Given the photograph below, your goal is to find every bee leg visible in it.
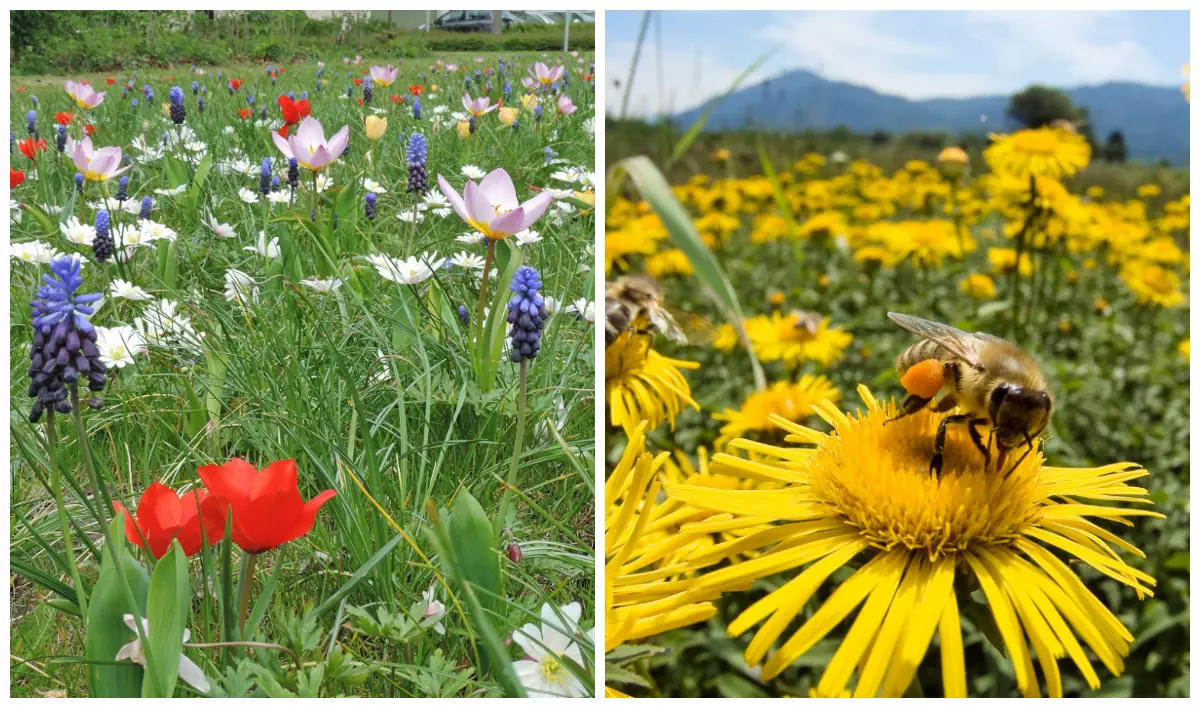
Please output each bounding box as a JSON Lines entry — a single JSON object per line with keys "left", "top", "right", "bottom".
{"left": 966, "top": 418, "right": 991, "bottom": 469}
{"left": 885, "top": 394, "right": 932, "bottom": 425}
{"left": 930, "top": 414, "right": 972, "bottom": 476}
{"left": 932, "top": 394, "right": 959, "bottom": 413}
{"left": 1003, "top": 433, "right": 1037, "bottom": 478}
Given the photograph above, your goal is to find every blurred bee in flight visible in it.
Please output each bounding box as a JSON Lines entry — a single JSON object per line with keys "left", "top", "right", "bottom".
{"left": 604, "top": 274, "right": 715, "bottom": 353}
{"left": 886, "top": 312, "right": 1053, "bottom": 477}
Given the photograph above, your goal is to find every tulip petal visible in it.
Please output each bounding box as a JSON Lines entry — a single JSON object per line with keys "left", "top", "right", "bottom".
{"left": 113, "top": 501, "right": 147, "bottom": 550}
{"left": 325, "top": 125, "right": 350, "bottom": 161}
{"left": 478, "top": 169, "right": 519, "bottom": 212}
{"left": 437, "top": 175, "right": 471, "bottom": 222}
{"left": 296, "top": 117, "right": 325, "bottom": 151}
{"left": 271, "top": 130, "right": 294, "bottom": 159}
{"left": 517, "top": 191, "right": 554, "bottom": 230}
{"left": 463, "top": 180, "right": 496, "bottom": 223}
{"left": 137, "top": 482, "right": 182, "bottom": 559}
{"left": 285, "top": 489, "right": 338, "bottom": 544}
{"left": 488, "top": 207, "right": 527, "bottom": 238}
{"left": 198, "top": 458, "right": 256, "bottom": 510}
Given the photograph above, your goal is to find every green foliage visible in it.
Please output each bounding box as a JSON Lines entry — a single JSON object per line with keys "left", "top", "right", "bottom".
{"left": 1007, "top": 84, "right": 1082, "bottom": 128}
{"left": 85, "top": 516, "right": 150, "bottom": 698}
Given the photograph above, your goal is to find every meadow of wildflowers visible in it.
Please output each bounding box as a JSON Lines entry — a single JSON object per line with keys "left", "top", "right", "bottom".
{"left": 604, "top": 118, "right": 1189, "bottom": 695}
{"left": 11, "top": 45, "right": 597, "bottom": 698}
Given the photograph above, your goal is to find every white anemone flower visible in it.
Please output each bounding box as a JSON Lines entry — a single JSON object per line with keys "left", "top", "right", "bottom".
{"left": 95, "top": 325, "right": 147, "bottom": 369}
{"left": 456, "top": 231, "right": 486, "bottom": 245}
{"left": 450, "top": 251, "right": 486, "bottom": 272}
{"left": 422, "top": 191, "right": 451, "bottom": 217}
{"left": 300, "top": 277, "right": 344, "bottom": 293}
{"left": 245, "top": 231, "right": 280, "bottom": 259}
{"left": 110, "top": 279, "right": 154, "bottom": 301}
{"left": 238, "top": 187, "right": 260, "bottom": 204}
{"left": 511, "top": 603, "right": 589, "bottom": 698}
{"left": 115, "top": 614, "right": 210, "bottom": 694}
{"left": 567, "top": 298, "right": 595, "bottom": 324}
{"left": 514, "top": 229, "right": 542, "bottom": 247}
{"left": 59, "top": 216, "right": 97, "bottom": 246}
{"left": 460, "top": 164, "right": 487, "bottom": 180}
{"left": 203, "top": 213, "right": 237, "bottom": 238}
{"left": 361, "top": 177, "right": 387, "bottom": 194}
{"left": 11, "top": 240, "right": 60, "bottom": 264}
{"left": 266, "top": 190, "right": 290, "bottom": 204}
{"left": 223, "top": 269, "right": 258, "bottom": 306}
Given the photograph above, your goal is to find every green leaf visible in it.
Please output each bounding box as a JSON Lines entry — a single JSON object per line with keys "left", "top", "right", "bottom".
{"left": 20, "top": 203, "right": 58, "bottom": 238}
{"left": 86, "top": 515, "right": 150, "bottom": 698}
{"left": 616, "top": 156, "right": 765, "bottom": 390}
{"left": 313, "top": 534, "right": 405, "bottom": 618}
{"left": 756, "top": 136, "right": 799, "bottom": 240}
{"left": 447, "top": 491, "right": 502, "bottom": 620}
{"left": 141, "top": 540, "right": 192, "bottom": 697}
{"left": 477, "top": 241, "right": 522, "bottom": 392}
{"left": 163, "top": 155, "right": 188, "bottom": 189}
{"left": 191, "top": 151, "right": 213, "bottom": 195}
{"left": 604, "top": 664, "right": 652, "bottom": 689}
{"left": 246, "top": 549, "right": 285, "bottom": 632}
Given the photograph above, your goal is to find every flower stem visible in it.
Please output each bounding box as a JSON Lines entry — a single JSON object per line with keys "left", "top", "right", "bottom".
{"left": 70, "top": 383, "right": 111, "bottom": 529}
{"left": 238, "top": 552, "right": 258, "bottom": 635}
{"left": 311, "top": 171, "right": 318, "bottom": 221}
{"left": 474, "top": 239, "right": 497, "bottom": 349}
{"left": 495, "top": 359, "right": 528, "bottom": 537}
{"left": 45, "top": 412, "right": 89, "bottom": 623}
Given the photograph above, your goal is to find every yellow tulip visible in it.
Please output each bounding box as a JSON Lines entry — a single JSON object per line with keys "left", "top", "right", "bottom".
{"left": 520, "top": 94, "right": 538, "bottom": 112}
{"left": 498, "top": 107, "right": 518, "bottom": 126}
{"left": 364, "top": 115, "right": 387, "bottom": 141}
{"left": 456, "top": 120, "right": 471, "bottom": 140}
{"left": 161, "top": 103, "right": 171, "bottom": 118}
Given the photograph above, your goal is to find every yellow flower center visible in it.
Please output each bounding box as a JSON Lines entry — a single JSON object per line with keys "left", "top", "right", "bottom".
{"left": 1009, "top": 131, "right": 1060, "bottom": 155}
{"left": 540, "top": 655, "right": 565, "bottom": 683}
{"left": 809, "top": 396, "right": 1042, "bottom": 557}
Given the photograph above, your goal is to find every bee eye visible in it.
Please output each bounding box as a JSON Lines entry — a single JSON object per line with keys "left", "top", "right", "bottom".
{"left": 990, "top": 383, "right": 1015, "bottom": 410}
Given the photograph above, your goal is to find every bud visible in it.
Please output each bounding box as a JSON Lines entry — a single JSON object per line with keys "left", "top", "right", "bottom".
{"left": 506, "top": 542, "right": 523, "bottom": 563}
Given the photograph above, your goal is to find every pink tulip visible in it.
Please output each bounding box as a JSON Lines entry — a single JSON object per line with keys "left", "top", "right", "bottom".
{"left": 271, "top": 117, "right": 349, "bottom": 172}
{"left": 72, "top": 137, "right": 130, "bottom": 182}
{"left": 521, "top": 77, "right": 539, "bottom": 91}
{"left": 437, "top": 169, "right": 553, "bottom": 241}
{"left": 462, "top": 93, "right": 499, "bottom": 118}
{"left": 529, "top": 62, "right": 565, "bottom": 86}
{"left": 556, "top": 95, "right": 577, "bottom": 116}
{"left": 64, "top": 80, "right": 105, "bottom": 110}
{"left": 370, "top": 65, "right": 399, "bottom": 87}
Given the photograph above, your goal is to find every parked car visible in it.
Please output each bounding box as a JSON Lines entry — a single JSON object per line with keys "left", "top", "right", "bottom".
{"left": 426, "top": 10, "right": 519, "bottom": 32}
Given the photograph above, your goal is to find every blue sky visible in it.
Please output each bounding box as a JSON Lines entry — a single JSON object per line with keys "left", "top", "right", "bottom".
{"left": 606, "top": 11, "right": 1191, "bottom": 117}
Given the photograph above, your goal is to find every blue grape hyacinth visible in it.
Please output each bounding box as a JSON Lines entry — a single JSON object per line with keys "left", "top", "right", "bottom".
{"left": 168, "top": 86, "right": 186, "bottom": 124}
{"left": 405, "top": 133, "right": 428, "bottom": 195}
{"left": 506, "top": 266, "right": 548, "bottom": 363}
{"left": 27, "top": 255, "right": 107, "bottom": 421}
{"left": 364, "top": 192, "right": 377, "bottom": 220}
{"left": 259, "top": 158, "right": 272, "bottom": 195}
{"left": 92, "top": 210, "right": 114, "bottom": 263}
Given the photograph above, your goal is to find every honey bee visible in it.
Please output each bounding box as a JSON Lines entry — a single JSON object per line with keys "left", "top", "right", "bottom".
{"left": 604, "top": 275, "right": 687, "bottom": 347}
{"left": 789, "top": 310, "right": 824, "bottom": 336}
{"left": 887, "top": 312, "right": 1053, "bottom": 476}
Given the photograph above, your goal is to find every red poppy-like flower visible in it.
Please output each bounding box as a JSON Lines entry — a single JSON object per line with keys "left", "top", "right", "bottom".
{"left": 16, "top": 87, "right": 25, "bottom": 93}
{"left": 277, "top": 95, "right": 310, "bottom": 125}
{"left": 580, "top": 72, "right": 593, "bottom": 82}
{"left": 277, "top": 124, "right": 290, "bottom": 138}
{"left": 55, "top": 112, "right": 73, "bottom": 125}
{"left": 112, "top": 482, "right": 229, "bottom": 558}
{"left": 83, "top": 124, "right": 96, "bottom": 136}
{"left": 237, "top": 108, "right": 251, "bottom": 120}
{"left": 356, "top": 97, "right": 364, "bottom": 106}
{"left": 389, "top": 94, "right": 404, "bottom": 105}
{"left": 11, "top": 167, "right": 26, "bottom": 189}
{"left": 106, "top": 77, "right": 116, "bottom": 85}
{"left": 198, "top": 458, "right": 337, "bottom": 554}
{"left": 229, "top": 78, "right": 243, "bottom": 91}
{"left": 18, "top": 137, "right": 48, "bottom": 160}
{"left": 353, "top": 78, "right": 364, "bottom": 86}
{"left": 124, "top": 83, "right": 133, "bottom": 90}
{"left": 409, "top": 84, "right": 425, "bottom": 96}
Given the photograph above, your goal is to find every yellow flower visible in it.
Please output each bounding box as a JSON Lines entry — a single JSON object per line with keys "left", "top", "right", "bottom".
{"left": 667, "top": 386, "right": 1161, "bottom": 697}
{"left": 605, "top": 421, "right": 726, "bottom": 654}
{"left": 959, "top": 273, "right": 997, "bottom": 300}
{"left": 768, "top": 290, "right": 786, "bottom": 307}
{"left": 989, "top": 247, "right": 1034, "bottom": 277}
{"left": 712, "top": 376, "right": 840, "bottom": 446}
{"left": 1086, "top": 185, "right": 1105, "bottom": 200}
{"left": 984, "top": 127, "right": 1091, "bottom": 180}
{"left": 742, "top": 312, "right": 853, "bottom": 368}
{"left": 1178, "top": 338, "right": 1189, "bottom": 360}
{"left": 1120, "top": 263, "right": 1185, "bottom": 308}
{"left": 711, "top": 148, "right": 731, "bottom": 162}
{"left": 364, "top": 115, "right": 387, "bottom": 141}
{"left": 497, "top": 106, "right": 518, "bottom": 125}
{"left": 936, "top": 146, "right": 969, "bottom": 166}
{"left": 645, "top": 248, "right": 694, "bottom": 278}
{"left": 520, "top": 94, "right": 538, "bottom": 112}
{"left": 456, "top": 120, "right": 471, "bottom": 140}
{"left": 606, "top": 332, "right": 700, "bottom": 433}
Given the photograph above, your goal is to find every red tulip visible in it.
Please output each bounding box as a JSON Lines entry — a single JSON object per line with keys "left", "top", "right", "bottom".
{"left": 17, "top": 137, "right": 48, "bottom": 160}
{"left": 353, "top": 78, "right": 364, "bottom": 87}
{"left": 106, "top": 77, "right": 116, "bottom": 85}
{"left": 55, "top": 112, "right": 73, "bottom": 125}
{"left": 277, "top": 124, "right": 290, "bottom": 138}
{"left": 389, "top": 94, "right": 404, "bottom": 105}
{"left": 229, "top": 78, "right": 243, "bottom": 90}
{"left": 83, "top": 124, "right": 96, "bottom": 136}
{"left": 237, "top": 108, "right": 251, "bottom": 120}
{"left": 113, "top": 482, "right": 229, "bottom": 558}
{"left": 277, "top": 96, "right": 311, "bottom": 125}
{"left": 11, "top": 167, "right": 26, "bottom": 188}
{"left": 409, "top": 84, "right": 425, "bottom": 96}
{"left": 198, "top": 458, "right": 336, "bottom": 554}
{"left": 16, "top": 87, "right": 25, "bottom": 93}
{"left": 356, "top": 97, "right": 363, "bottom": 106}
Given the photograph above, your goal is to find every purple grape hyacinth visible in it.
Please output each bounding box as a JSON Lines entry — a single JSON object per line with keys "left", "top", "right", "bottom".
{"left": 506, "top": 266, "right": 548, "bottom": 363}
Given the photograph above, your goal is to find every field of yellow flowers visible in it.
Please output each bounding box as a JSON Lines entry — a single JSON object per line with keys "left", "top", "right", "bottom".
{"left": 604, "top": 126, "right": 1189, "bottom": 698}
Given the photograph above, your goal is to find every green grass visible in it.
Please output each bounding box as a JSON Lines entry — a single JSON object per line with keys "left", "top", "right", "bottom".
{"left": 11, "top": 50, "right": 596, "bottom": 698}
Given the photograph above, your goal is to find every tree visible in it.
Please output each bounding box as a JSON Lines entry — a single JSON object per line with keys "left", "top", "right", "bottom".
{"left": 869, "top": 129, "right": 892, "bottom": 146}
{"left": 1007, "top": 85, "right": 1080, "bottom": 129}
{"left": 1103, "top": 130, "right": 1128, "bottom": 163}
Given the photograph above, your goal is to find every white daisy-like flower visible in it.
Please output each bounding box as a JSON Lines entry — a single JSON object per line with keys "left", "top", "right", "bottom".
{"left": 550, "top": 169, "right": 581, "bottom": 184}
{"left": 224, "top": 126, "right": 236, "bottom": 136}
{"left": 110, "top": 279, "right": 154, "bottom": 301}
{"left": 367, "top": 253, "right": 437, "bottom": 285}
{"left": 136, "top": 299, "right": 205, "bottom": 353}
{"left": 216, "top": 156, "right": 254, "bottom": 176}
{"left": 449, "top": 110, "right": 469, "bottom": 122}
{"left": 238, "top": 187, "right": 260, "bottom": 204}
{"left": 510, "top": 603, "right": 588, "bottom": 698}
{"left": 543, "top": 296, "right": 559, "bottom": 315}
{"left": 514, "top": 229, "right": 542, "bottom": 247}
{"left": 369, "top": 107, "right": 387, "bottom": 115}
{"left": 245, "top": 231, "right": 280, "bottom": 259}
{"left": 460, "top": 165, "right": 487, "bottom": 180}
{"left": 10, "top": 240, "right": 59, "bottom": 264}
{"left": 450, "top": 251, "right": 486, "bottom": 272}
{"left": 94, "top": 325, "right": 147, "bottom": 369}
{"left": 41, "top": 204, "right": 66, "bottom": 216}
{"left": 59, "top": 216, "right": 97, "bottom": 246}
{"left": 544, "top": 187, "right": 575, "bottom": 200}
{"left": 583, "top": 117, "right": 595, "bottom": 135}
{"left": 183, "top": 140, "right": 207, "bottom": 154}
{"left": 115, "top": 614, "right": 210, "bottom": 694}
{"left": 204, "top": 213, "right": 237, "bottom": 238}
{"left": 397, "top": 209, "right": 425, "bottom": 224}
{"left": 431, "top": 105, "right": 450, "bottom": 115}
{"left": 567, "top": 298, "right": 595, "bottom": 324}
{"left": 300, "top": 277, "right": 344, "bottom": 293}
{"left": 223, "top": 269, "right": 258, "bottom": 306}
{"left": 153, "top": 184, "right": 188, "bottom": 197}
{"left": 361, "top": 177, "right": 387, "bottom": 194}
{"left": 10, "top": 200, "right": 22, "bottom": 225}
{"left": 266, "top": 190, "right": 290, "bottom": 204}
{"left": 140, "top": 220, "right": 178, "bottom": 243}
{"left": 422, "top": 191, "right": 451, "bottom": 216}
{"left": 456, "top": 231, "right": 486, "bottom": 245}
{"left": 110, "top": 223, "right": 147, "bottom": 250}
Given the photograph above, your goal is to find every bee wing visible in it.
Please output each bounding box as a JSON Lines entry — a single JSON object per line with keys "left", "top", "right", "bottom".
{"left": 647, "top": 306, "right": 688, "bottom": 345}
{"left": 673, "top": 309, "right": 719, "bottom": 345}
{"left": 887, "top": 312, "right": 983, "bottom": 368}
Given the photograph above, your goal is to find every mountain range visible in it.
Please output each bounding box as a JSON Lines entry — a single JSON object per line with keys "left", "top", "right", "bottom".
{"left": 674, "top": 70, "right": 1190, "bottom": 165}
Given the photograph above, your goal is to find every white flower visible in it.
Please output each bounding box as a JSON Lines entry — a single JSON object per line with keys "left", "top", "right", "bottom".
{"left": 59, "top": 216, "right": 96, "bottom": 245}
{"left": 431, "top": 105, "right": 449, "bottom": 115}
{"left": 302, "top": 174, "right": 334, "bottom": 193}
{"left": 266, "top": 190, "right": 290, "bottom": 204}
{"left": 397, "top": 209, "right": 425, "bottom": 224}
{"left": 110, "top": 279, "right": 153, "bottom": 301}
{"left": 511, "top": 603, "right": 588, "bottom": 698}
{"left": 238, "top": 187, "right": 260, "bottom": 204}
{"left": 136, "top": 299, "right": 204, "bottom": 353}
{"left": 204, "top": 213, "right": 237, "bottom": 239}
{"left": 456, "top": 231, "right": 486, "bottom": 245}
{"left": 41, "top": 204, "right": 66, "bottom": 216}
{"left": 535, "top": 396, "right": 568, "bottom": 442}
{"left": 460, "top": 165, "right": 487, "bottom": 180}
{"left": 224, "top": 126, "right": 236, "bottom": 136}
{"left": 111, "top": 223, "right": 147, "bottom": 251}
{"left": 514, "top": 229, "right": 542, "bottom": 247}
{"left": 583, "top": 117, "right": 595, "bottom": 135}
{"left": 543, "top": 296, "right": 559, "bottom": 315}
{"left": 115, "top": 614, "right": 210, "bottom": 694}
{"left": 153, "top": 184, "right": 188, "bottom": 197}
{"left": 449, "top": 110, "right": 469, "bottom": 122}
{"left": 300, "top": 277, "right": 344, "bottom": 293}
{"left": 367, "top": 253, "right": 437, "bottom": 285}
{"left": 567, "top": 298, "right": 595, "bottom": 324}
{"left": 140, "top": 220, "right": 178, "bottom": 243}
{"left": 216, "top": 156, "right": 254, "bottom": 176}
{"left": 223, "top": 269, "right": 258, "bottom": 306}
{"left": 451, "top": 251, "right": 486, "bottom": 272}
{"left": 10, "top": 201, "right": 22, "bottom": 225}
{"left": 184, "top": 140, "right": 207, "bottom": 154}
{"left": 414, "top": 583, "right": 447, "bottom": 636}
{"left": 422, "top": 191, "right": 451, "bottom": 216}
{"left": 245, "top": 231, "right": 280, "bottom": 259}
{"left": 830, "top": 150, "right": 849, "bottom": 164}
{"left": 10, "top": 240, "right": 59, "bottom": 264}
{"left": 361, "top": 177, "right": 387, "bottom": 194}
{"left": 95, "top": 326, "right": 147, "bottom": 369}
{"left": 550, "top": 169, "right": 581, "bottom": 184}
{"left": 370, "top": 348, "right": 392, "bottom": 385}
